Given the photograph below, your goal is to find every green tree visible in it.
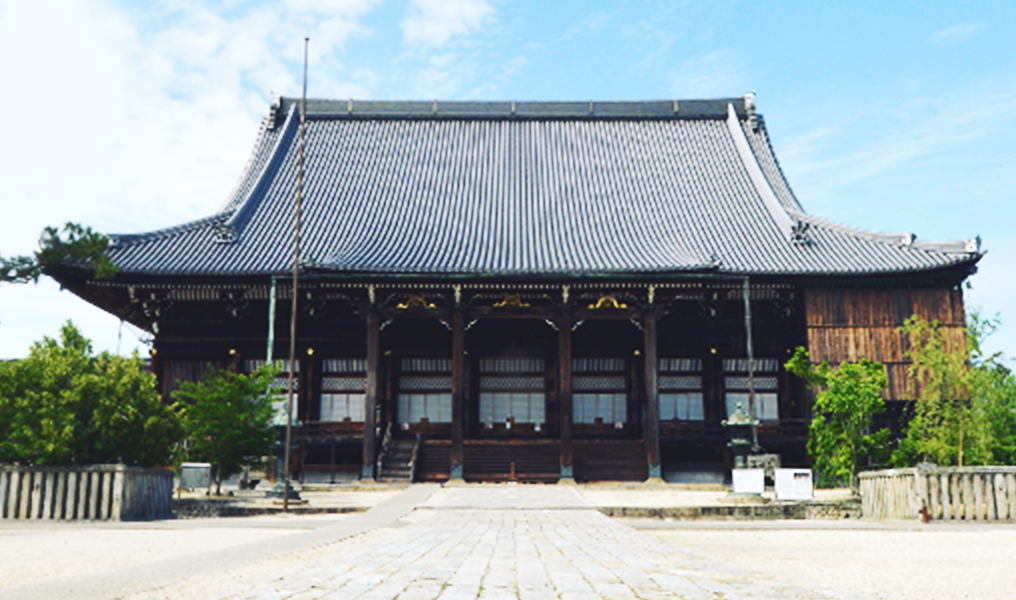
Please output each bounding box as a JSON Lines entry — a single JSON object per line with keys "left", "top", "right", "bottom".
{"left": 892, "top": 315, "right": 992, "bottom": 467}
{"left": 786, "top": 347, "right": 891, "bottom": 490}
{"left": 978, "top": 360, "right": 1016, "bottom": 464}
{"left": 173, "top": 366, "right": 279, "bottom": 494}
{"left": 0, "top": 322, "right": 181, "bottom": 467}
{"left": 1, "top": 222, "right": 115, "bottom": 283}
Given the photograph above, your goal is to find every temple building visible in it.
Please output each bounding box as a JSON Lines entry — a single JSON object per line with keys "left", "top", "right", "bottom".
{"left": 52, "top": 95, "right": 981, "bottom": 483}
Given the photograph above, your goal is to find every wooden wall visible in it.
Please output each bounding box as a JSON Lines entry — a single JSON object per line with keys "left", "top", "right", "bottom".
{"left": 805, "top": 289, "right": 966, "bottom": 400}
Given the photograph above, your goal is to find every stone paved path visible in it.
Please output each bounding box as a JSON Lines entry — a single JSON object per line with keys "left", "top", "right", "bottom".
{"left": 200, "top": 486, "right": 856, "bottom": 600}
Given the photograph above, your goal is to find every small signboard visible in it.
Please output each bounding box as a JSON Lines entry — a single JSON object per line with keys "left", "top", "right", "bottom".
{"left": 731, "top": 468, "right": 765, "bottom": 494}
{"left": 775, "top": 468, "right": 813, "bottom": 501}
{"left": 179, "top": 462, "right": 212, "bottom": 490}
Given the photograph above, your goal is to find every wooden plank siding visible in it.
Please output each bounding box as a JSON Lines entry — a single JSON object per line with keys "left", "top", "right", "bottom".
{"left": 805, "top": 289, "right": 966, "bottom": 401}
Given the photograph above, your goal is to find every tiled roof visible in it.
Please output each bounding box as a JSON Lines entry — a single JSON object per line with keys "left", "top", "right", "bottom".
{"left": 106, "top": 96, "right": 981, "bottom": 278}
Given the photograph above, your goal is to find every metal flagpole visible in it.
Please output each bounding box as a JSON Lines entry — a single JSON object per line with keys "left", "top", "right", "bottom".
{"left": 284, "top": 37, "right": 309, "bottom": 513}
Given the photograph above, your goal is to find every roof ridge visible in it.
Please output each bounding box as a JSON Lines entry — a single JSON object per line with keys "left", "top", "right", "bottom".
{"left": 748, "top": 115, "right": 805, "bottom": 213}
{"left": 275, "top": 97, "right": 753, "bottom": 120}
{"left": 725, "top": 102, "right": 805, "bottom": 244}
{"left": 216, "top": 103, "right": 300, "bottom": 244}
{"left": 217, "top": 113, "right": 276, "bottom": 213}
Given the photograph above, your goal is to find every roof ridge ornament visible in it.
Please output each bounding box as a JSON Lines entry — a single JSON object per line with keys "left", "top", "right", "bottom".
{"left": 744, "top": 91, "right": 758, "bottom": 132}
{"left": 268, "top": 95, "right": 283, "bottom": 130}
{"left": 213, "top": 222, "right": 235, "bottom": 244}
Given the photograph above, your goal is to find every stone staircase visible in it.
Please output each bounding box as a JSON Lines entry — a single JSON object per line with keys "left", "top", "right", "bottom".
{"left": 378, "top": 438, "right": 417, "bottom": 482}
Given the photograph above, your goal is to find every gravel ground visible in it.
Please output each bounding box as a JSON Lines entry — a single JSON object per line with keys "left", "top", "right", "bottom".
{"left": 575, "top": 486, "right": 855, "bottom": 507}
{"left": 638, "top": 521, "right": 1016, "bottom": 600}
{"left": 4, "top": 485, "right": 1014, "bottom": 600}
{"left": 0, "top": 513, "right": 356, "bottom": 589}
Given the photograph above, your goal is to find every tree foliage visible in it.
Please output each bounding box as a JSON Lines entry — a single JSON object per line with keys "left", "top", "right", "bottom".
{"left": 892, "top": 315, "right": 989, "bottom": 466}
{"left": 786, "top": 347, "right": 891, "bottom": 489}
{"left": 1, "top": 222, "right": 116, "bottom": 283}
{"left": 0, "top": 322, "right": 181, "bottom": 467}
{"left": 893, "top": 313, "right": 1016, "bottom": 467}
{"left": 173, "top": 366, "right": 279, "bottom": 494}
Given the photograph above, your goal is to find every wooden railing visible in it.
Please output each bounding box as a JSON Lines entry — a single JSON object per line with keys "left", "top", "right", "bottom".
{"left": 0, "top": 464, "right": 173, "bottom": 521}
{"left": 860, "top": 467, "right": 1016, "bottom": 521}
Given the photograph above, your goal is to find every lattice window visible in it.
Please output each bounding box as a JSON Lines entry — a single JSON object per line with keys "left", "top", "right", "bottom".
{"left": 659, "top": 358, "right": 703, "bottom": 372}
{"left": 479, "top": 356, "right": 546, "bottom": 426}
{"left": 479, "top": 376, "right": 545, "bottom": 391}
{"left": 722, "top": 358, "right": 780, "bottom": 422}
{"left": 401, "top": 358, "right": 452, "bottom": 372}
{"left": 659, "top": 376, "right": 702, "bottom": 390}
{"left": 723, "top": 376, "right": 778, "bottom": 391}
{"left": 399, "top": 376, "right": 453, "bottom": 391}
{"left": 573, "top": 376, "right": 627, "bottom": 391}
{"left": 572, "top": 358, "right": 626, "bottom": 372}
{"left": 318, "top": 359, "right": 366, "bottom": 421}
{"left": 480, "top": 358, "right": 545, "bottom": 373}
{"left": 322, "top": 358, "right": 367, "bottom": 373}
{"left": 321, "top": 377, "right": 367, "bottom": 391}
{"left": 724, "top": 393, "right": 778, "bottom": 422}
{"left": 722, "top": 358, "right": 779, "bottom": 373}
{"left": 658, "top": 357, "right": 705, "bottom": 422}
{"left": 659, "top": 393, "right": 705, "bottom": 421}
{"left": 479, "top": 393, "right": 546, "bottom": 424}
{"left": 320, "top": 393, "right": 366, "bottom": 421}
{"left": 573, "top": 393, "right": 627, "bottom": 424}
{"left": 397, "top": 393, "right": 452, "bottom": 424}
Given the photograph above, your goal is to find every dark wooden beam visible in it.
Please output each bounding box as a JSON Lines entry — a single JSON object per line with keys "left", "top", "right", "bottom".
{"left": 465, "top": 306, "right": 557, "bottom": 320}
{"left": 643, "top": 308, "right": 661, "bottom": 479}
{"left": 558, "top": 303, "right": 573, "bottom": 480}
{"left": 450, "top": 309, "right": 465, "bottom": 480}
{"left": 361, "top": 310, "right": 380, "bottom": 480}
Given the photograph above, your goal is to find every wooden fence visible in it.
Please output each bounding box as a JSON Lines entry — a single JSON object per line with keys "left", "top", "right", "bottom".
{"left": 0, "top": 464, "right": 173, "bottom": 521}
{"left": 860, "top": 467, "right": 1016, "bottom": 521}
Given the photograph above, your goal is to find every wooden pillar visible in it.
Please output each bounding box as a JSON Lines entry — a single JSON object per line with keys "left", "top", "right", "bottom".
{"left": 361, "top": 311, "right": 380, "bottom": 480}
{"left": 558, "top": 304, "right": 574, "bottom": 480}
{"left": 450, "top": 310, "right": 466, "bottom": 480}
{"left": 643, "top": 308, "right": 661, "bottom": 479}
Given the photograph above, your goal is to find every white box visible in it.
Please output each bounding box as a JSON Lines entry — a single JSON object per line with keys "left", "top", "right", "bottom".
{"left": 731, "top": 468, "right": 765, "bottom": 494}
{"left": 775, "top": 468, "right": 813, "bottom": 500}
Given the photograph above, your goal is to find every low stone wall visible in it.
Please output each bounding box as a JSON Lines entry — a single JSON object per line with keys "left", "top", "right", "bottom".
{"left": 597, "top": 499, "right": 861, "bottom": 521}
{"left": 860, "top": 467, "right": 1016, "bottom": 521}
{"left": 0, "top": 464, "right": 173, "bottom": 521}
{"left": 171, "top": 498, "right": 367, "bottom": 518}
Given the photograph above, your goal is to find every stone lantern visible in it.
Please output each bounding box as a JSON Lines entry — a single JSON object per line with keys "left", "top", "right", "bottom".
{"left": 722, "top": 401, "right": 759, "bottom": 469}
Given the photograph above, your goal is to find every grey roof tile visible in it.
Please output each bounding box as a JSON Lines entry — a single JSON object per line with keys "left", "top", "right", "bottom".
{"left": 106, "top": 97, "right": 981, "bottom": 278}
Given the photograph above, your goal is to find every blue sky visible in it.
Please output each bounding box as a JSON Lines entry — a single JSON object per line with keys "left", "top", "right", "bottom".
{"left": 1, "top": 0, "right": 1014, "bottom": 360}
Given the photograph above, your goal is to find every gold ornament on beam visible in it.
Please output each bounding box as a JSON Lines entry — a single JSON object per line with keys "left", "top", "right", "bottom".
{"left": 493, "top": 294, "right": 530, "bottom": 308}
{"left": 589, "top": 296, "right": 627, "bottom": 310}
{"left": 396, "top": 295, "right": 436, "bottom": 309}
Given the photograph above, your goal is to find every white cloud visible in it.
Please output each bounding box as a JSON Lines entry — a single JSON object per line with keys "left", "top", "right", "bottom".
{"left": 401, "top": 0, "right": 494, "bottom": 47}
{"left": 929, "top": 22, "right": 988, "bottom": 44}
{"left": 670, "top": 49, "right": 747, "bottom": 98}
{"left": 0, "top": 0, "right": 380, "bottom": 358}
{"left": 782, "top": 91, "right": 1016, "bottom": 200}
